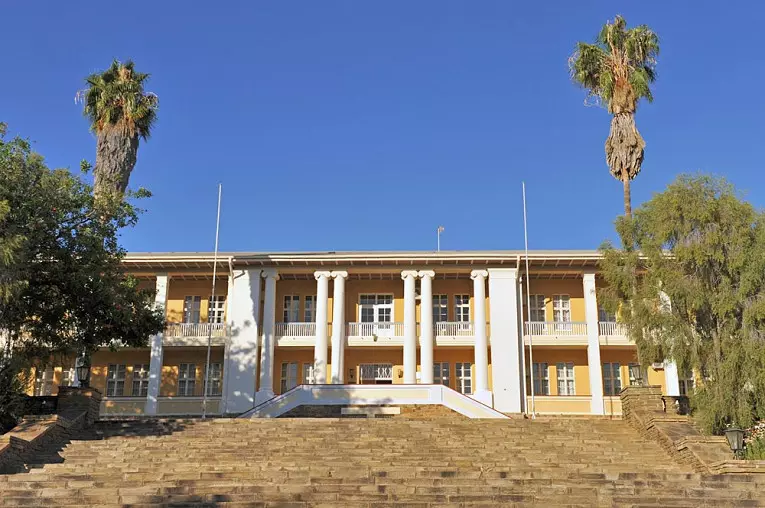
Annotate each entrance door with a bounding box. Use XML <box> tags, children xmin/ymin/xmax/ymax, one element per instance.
<box><xmin>359</xmin><ymin>363</ymin><xmax>393</xmax><ymax>384</ymax></box>
<box><xmin>359</xmin><ymin>294</ymin><xmax>394</xmax><ymax>337</ymax></box>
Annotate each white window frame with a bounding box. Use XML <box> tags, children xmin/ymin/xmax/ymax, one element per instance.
<box><xmin>183</xmin><ymin>296</ymin><xmax>202</xmax><ymax>324</ymax></box>
<box><xmin>359</xmin><ymin>363</ymin><xmax>393</xmax><ymax>383</ymax></box>
<box><xmin>679</xmin><ymin>373</ymin><xmax>695</xmax><ymax>396</ymax></box>
<box><xmin>454</xmin><ymin>295</ymin><xmax>470</xmax><ymax>323</ymax></box>
<box><xmin>530</xmin><ymin>362</ymin><xmax>550</xmax><ymax>396</ymax></box>
<box><xmin>208</xmin><ymin>296</ymin><xmax>226</xmax><ymax>324</ymax></box>
<box><xmin>602</xmin><ymin>362</ymin><xmax>622</xmax><ymax>396</ymax></box>
<box><xmin>433</xmin><ymin>295</ymin><xmax>448</xmax><ymax>323</ymax></box>
<box><xmin>528</xmin><ymin>294</ymin><xmax>546</xmax><ymax>322</ymax></box>
<box><xmin>106</xmin><ymin>364</ymin><xmax>126</xmax><ymax>397</ymax></box>
<box><xmin>61</xmin><ymin>366</ymin><xmax>75</xmax><ymax>388</ymax></box>
<box><xmin>553</xmin><ymin>295</ymin><xmax>572</xmax><ymax>331</ymax></box>
<box><xmin>33</xmin><ymin>367</ymin><xmax>54</xmax><ymax>396</ymax></box>
<box><xmin>628</xmin><ymin>363</ymin><xmax>641</xmax><ymax>386</ymax></box>
<box><xmin>283</xmin><ymin>295</ymin><xmax>300</xmax><ymax>323</ymax></box>
<box><xmin>132</xmin><ymin>364</ymin><xmax>150</xmax><ymax>397</ymax></box>
<box><xmin>280</xmin><ymin>362</ymin><xmax>299</xmax><ymax>393</ymax></box>
<box><xmin>302</xmin><ymin>363</ymin><xmax>315</xmax><ymax>385</ymax></box>
<box><xmin>359</xmin><ymin>294</ymin><xmax>394</xmax><ymax>336</ymax></box>
<box><xmin>598</xmin><ymin>305</ymin><xmax>616</xmax><ymax>323</ymax></box>
<box><xmin>455</xmin><ymin>362</ymin><xmax>472</xmax><ymax>395</ymax></box>
<box><xmin>178</xmin><ymin>363</ymin><xmax>196</xmax><ymax>397</ymax></box>
<box><xmin>304</xmin><ymin>295</ymin><xmax>316</xmax><ymax>323</ymax></box>
<box><xmin>556</xmin><ymin>362</ymin><xmax>575</xmax><ymax>396</ymax></box>
<box><xmin>433</xmin><ymin>362</ymin><xmax>450</xmax><ymax>387</ymax></box>
<box><xmin>204</xmin><ymin>363</ymin><xmax>222</xmax><ymax>396</ymax></box>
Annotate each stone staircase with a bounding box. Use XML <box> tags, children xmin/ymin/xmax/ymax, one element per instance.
<box><xmin>1</xmin><ymin>417</ymin><xmax>764</xmax><ymax>506</ymax></box>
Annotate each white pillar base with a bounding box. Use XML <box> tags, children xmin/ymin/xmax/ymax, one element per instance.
<box><xmin>472</xmin><ymin>390</ymin><xmax>493</xmax><ymax>407</ymax></box>
<box><xmin>254</xmin><ymin>389</ymin><xmax>276</xmax><ymax>405</ymax></box>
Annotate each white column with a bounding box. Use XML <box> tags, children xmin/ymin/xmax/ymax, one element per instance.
<box><xmin>471</xmin><ymin>270</ymin><xmax>492</xmax><ymax>405</ymax></box>
<box><xmin>401</xmin><ymin>270</ymin><xmax>418</xmax><ymax>384</ymax></box>
<box><xmin>145</xmin><ymin>274</ymin><xmax>169</xmax><ymax>415</ymax></box>
<box><xmin>220</xmin><ymin>272</ymin><xmax>235</xmax><ymax>414</ymax></box>
<box><xmin>329</xmin><ymin>271</ymin><xmax>348</xmax><ymax>384</ymax></box>
<box><xmin>659</xmin><ymin>290</ymin><xmax>681</xmax><ymax>396</ymax></box>
<box><xmin>418</xmin><ymin>270</ymin><xmax>435</xmax><ymax>384</ymax></box>
<box><xmin>255</xmin><ymin>268</ymin><xmax>278</xmax><ymax>404</ymax></box>
<box><xmin>488</xmin><ymin>268</ymin><xmax>522</xmax><ymax>413</ymax></box>
<box><xmin>225</xmin><ymin>268</ymin><xmax>261</xmax><ymax>413</ymax></box>
<box><xmin>313</xmin><ymin>271</ymin><xmax>331</xmax><ymax>384</ymax></box>
<box><xmin>583</xmin><ymin>272</ymin><xmax>605</xmax><ymax>415</ymax></box>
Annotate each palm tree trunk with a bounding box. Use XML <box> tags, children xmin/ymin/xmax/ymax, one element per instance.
<box><xmin>622</xmin><ymin>174</ymin><xmax>632</xmax><ymax>218</ymax></box>
<box><xmin>93</xmin><ymin>130</ymin><xmax>139</xmax><ymax>205</ymax></box>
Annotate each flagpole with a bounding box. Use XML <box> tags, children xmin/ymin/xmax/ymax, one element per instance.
<box><xmin>523</xmin><ymin>182</ymin><xmax>536</xmax><ymax>419</ymax></box>
<box><xmin>202</xmin><ymin>183</ymin><xmax>222</xmax><ymax>419</ymax></box>
<box><xmin>437</xmin><ymin>226</ymin><xmax>444</xmax><ymax>252</ymax></box>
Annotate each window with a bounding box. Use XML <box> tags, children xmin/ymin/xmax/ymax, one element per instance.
<box><xmin>598</xmin><ymin>305</ymin><xmax>616</xmax><ymax>323</ymax></box>
<box><xmin>33</xmin><ymin>367</ymin><xmax>54</xmax><ymax>396</ymax></box>
<box><xmin>602</xmin><ymin>362</ymin><xmax>622</xmax><ymax>396</ymax></box>
<box><xmin>528</xmin><ymin>362</ymin><xmax>550</xmax><ymax>395</ymax></box>
<box><xmin>183</xmin><ymin>296</ymin><xmax>202</xmax><ymax>323</ymax></box>
<box><xmin>528</xmin><ymin>295</ymin><xmax>546</xmax><ymax>322</ymax></box>
<box><xmin>359</xmin><ymin>295</ymin><xmax>393</xmax><ymax>324</ymax></box>
<box><xmin>204</xmin><ymin>363</ymin><xmax>222</xmax><ymax>396</ymax></box>
<box><xmin>679</xmin><ymin>373</ymin><xmax>695</xmax><ymax>396</ymax></box>
<box><xmin>132</xmin><ymin>364</ymin><xmax>150</xmax><ymax>397</ymax></box>
<box><xmin>283</xmin><ymin>295</ymin><xmax>300</xmax><ymax>323</ymax></box>
<box><xmin>302</xmin><ymin>363</ymin><xmax>315</xmax><ymax>385</ymax></box>
<box><xmin>433</xmin><ymin>295</ymin><xmax>448</xmax><ymax>323</ymax></box>
<box><xmin>304</xmin><ymin>295</ymin><xmax>316</xmax><ymax>323</ymax></box>
<box><xmin>456</xmin><ymin>362</ymin><xmax>472</xmax><ymax>395</ymax></box>
<box><xmin>61</xmin><ymin>366</ymin><xmax>75</xmax><ymax>388</ymax></box>
<box><xmin>106</xmin><ymin>364</ymin><xmax>126</xmax><ymax>397</ymax></box>
<box><xmin>556</xmin><ymin>362</ymin><xmax>575</xmax><ymax>396</ymax></box>
<box><xmin>359</xmin><ymin>364</ymin><xmax>393</xmax><ymax>384</ymax></box>
<box><xmin>552</xmin><ymin>295</ymin><xmax>571</xmax><ymax>322</ymax></box>
<box><xmin>628</xmin><ymin>363</ymin><xmax>641</xmax><ymax>386</ymax></box>
<box><xmin>454</xmin><ymin>295</ymin><xmax>470</xmax><ymax>323</ymax></box>
<box><xmin>280</xmin><ymin>362</ymin><xmax>298</xmax><ymax>392</ymax></box>
<box><xmin>178</xmin><ymin>363</ymin><xmax>196</xmax><ymax>396</ymax></box>
<box><xmin>208</xmin><ymin>296</ymin><xmax>225</xmax><ymax>324</ymax></box>
<box><xmin>433</xmin><ymin>362</ymin><xmax>450</xmax><ymax>387</ymax></box>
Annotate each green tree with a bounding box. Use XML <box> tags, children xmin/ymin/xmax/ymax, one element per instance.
<box><xmin>78</xmin><ymin>60</ymin><xmax>158</xmax><ymax>206</ymax></box>
<box><xmin>0</xmin><ymin>125</ymin><xmax>164</xmax><ymax>429</ymax></box>
<box><xmin>570</xmin><ymin>15</ymin><xmax>659</xmax><ymax>217</ymax></box>
<box><xmin>599</xmin><ymin>175</ymin><xmax>765</xmax><ymax>434</ymax></box>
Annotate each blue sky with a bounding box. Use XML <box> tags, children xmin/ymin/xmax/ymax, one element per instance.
<box><xmin>2</xmin><ymin>2</ymin><xmax>762</xmax><ymax>253</ymax></box>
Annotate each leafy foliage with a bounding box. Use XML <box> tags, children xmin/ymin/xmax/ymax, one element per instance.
<box><xmin>0</xmin><ymin>125</ymin><xmax>164</xmax><ymax>426</ymax></box>
<box><xmin>599</xmin><ymin>175</ymin><xmax>765</xmax><ymax>434</ymax></box>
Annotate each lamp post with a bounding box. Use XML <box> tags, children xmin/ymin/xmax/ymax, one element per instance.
<box><xmin>724</xmin><ymin>428</ymin><xmax>745</xmax><ymax>459</ymax></box>
<box><xmin>75</xmin><ymin>356</ymin><xmax>91</xmax><ymax>389</ymax></box>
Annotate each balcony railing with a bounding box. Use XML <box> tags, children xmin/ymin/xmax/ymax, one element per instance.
<box><xmin>524</xmin><ymin>321</ymin><xmax>588</xmax><ymax>336</ymax></box>
<box><xmin>598</xmin><ymin>321</ymin><xmax>627</xmax><ymax>336</ymax></box>
<box><xmin>165</xmin><ymin>323</ymin><xmax>229</xmax><ymax>338</ymax></box>
<box><xmin>347</xmin><ymin>322</ymin><xmax>404</xmax><ymax>338</ymax></box>
<box><xmin>435</xmin><ymin>321</ymin><xmax>474</xmax><ymax>337</ymax></box>
<box><xmin>275</xmin><ymin>322</ymin><xmax>316</xmax><ymax>337</ymax></box>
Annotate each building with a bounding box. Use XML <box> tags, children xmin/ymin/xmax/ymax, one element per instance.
<box><xmin>28</xmin><ymin>250</ymin><xmax>687</xmax><ymax>416</ymax></box>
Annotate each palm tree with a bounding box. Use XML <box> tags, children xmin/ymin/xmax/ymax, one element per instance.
<box><xmin>569</xmin><ymin>15</ymin><xmax>659</xmax><ymax>217</ymax></box>
<box><xmin>78</xmin><ymin>60</ymin><xmax>158</xmax><ymax>205</ymax></box>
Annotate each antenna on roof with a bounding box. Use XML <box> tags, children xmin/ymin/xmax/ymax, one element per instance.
<box><xmin>437</xmin><ymin>226</ymin><xmax>445</xmax><ymax>252</ymax></box>
<box><xmin>202</xmin><ymin>183</ymin><xmax>222</xmax><ymax>419</ymax></box>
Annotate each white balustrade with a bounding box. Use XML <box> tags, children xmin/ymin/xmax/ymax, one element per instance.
<box><xmin>524</xmin><ymin>321</ymin><xmax>588</xmax><ymax>336</ymax></box>
<box><xmin>598</xmin><ymin>321</ymin><xmax>627</xmax><ymax>336</ymax></box>
<box><xmin>275</xmin><ymin>322</ymin><xmax>316</xmax><ymax>337</ymax></box>
<box><xmin>435</xmin><ymin>322</ymin><xmax>474</xmax><ymax>337</ymax></box>
<box><xmin>347</xmin><ymin>322</ymin><xmax>404</xmax><ymax>337</ymax></box>
<box><xmin>165</xmin><ymin>323</ymin><xmax>229</xmax><ymax>338</ymax></box>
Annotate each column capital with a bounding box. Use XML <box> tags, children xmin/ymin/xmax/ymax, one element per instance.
<box><xmin>330</xmin><ymin>270</ymin><xmax>348</xmax><ymax>279</ymax></box>
<box><xmin>401</xmin><ymin>270</ymin><xmax>419</xmax><ymax>280</ymax></box>
<box><xmin>418</xmin><ymin>270</ymin><xmax>435</xmax><ymax>279</ymax></box>
<box><xmin>314</xmin><ymin>271</ymin><xmax>332</xmax><ymax>280</ymax></box>
<box><xmin>262</xmin><ymin>268</ymin><xmax>279</xmax><ymax>280</ymax></box>
<box><xmin>470</xmin><ymin>269</ymin><xmax>489</xmax><ymax>280</ymax></box>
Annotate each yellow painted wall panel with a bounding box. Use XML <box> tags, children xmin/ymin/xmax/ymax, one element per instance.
<box><xmin>90</xmin><ymin>349</ymin><xmax>151</xmax><ymax>396</ymax></box>
<box><xmin>166</xmin><ymin>279</ymin><xmax>228</xmax><ymax>324</ymax></box>
<box><xmin>522</xmin><ymin>279</ymin><xmax>585</xmax><ymax>322</ymax></box>
<box><xmin>524</xmin><ymin>348</ymin><xmax>590</xmax><ymax>396</ymax></box>
<box><xmin>160</xmin><ymin>347</ymin><xmax>224</xmax><ymax>397</ymax></box>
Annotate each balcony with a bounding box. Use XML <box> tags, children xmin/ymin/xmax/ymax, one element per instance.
<box><xmin>434</xmin><ymin>321</ymin><xmax>476</xmax><ymax>346</ymax></box>
<box><xmin>598</xmin><ymin>321</ymin><xmax>631</xmax><ymax>346</ymax></box>
<box><xmin>524</xmin><ymin>321</ymin><xmax>588</xmax><ymax>346</ymax></box>
<box><xmin>275</xmin><ymin>322</ymin><xmax>317</xmax><ymax>347</ymax></box>
<box><xmin>347</xmin><ymin>322</ymin><xmax>404</xmax><ymax>346</ymax></box>
<box><xmin>163</xmin><ymin>323</ymin><xmax>229</xmax><ymax>347</ymax></box>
